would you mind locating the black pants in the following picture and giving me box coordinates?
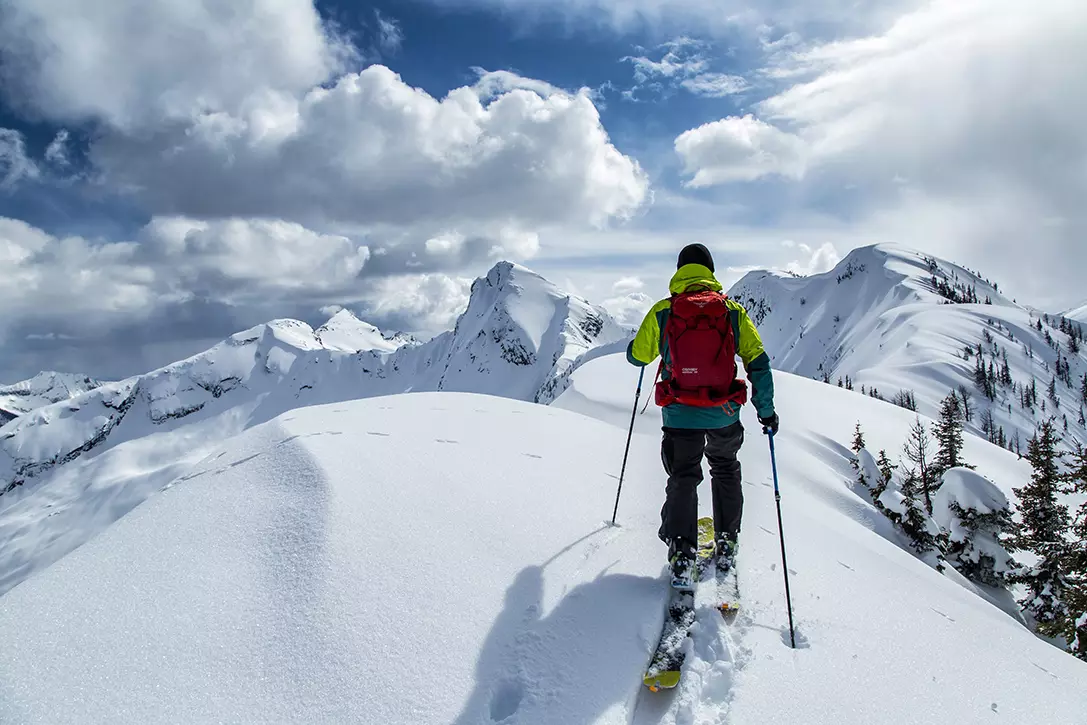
[659,422,744,552]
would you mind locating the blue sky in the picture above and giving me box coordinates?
[1,0,1084,381]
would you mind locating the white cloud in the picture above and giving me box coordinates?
[363,273,474,335]
[674,114,806,185]
[92,65,649,234]
[375,10,403,53]
[621,38,749,99]
[0,216,375,338]
[612,276,645,294]
[602,291,654,327]
[0,0,355,130]
[782,241,840,276]
[44,130,70,167]
[671,0,1087,306]
[0,129,40,188]
[679,73,749,97]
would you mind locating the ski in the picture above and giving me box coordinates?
[643,517,740,692]
[642,587,695,692]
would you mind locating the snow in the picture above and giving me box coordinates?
[934,467,1010,523]
[2,373,1085,723]
[2,252,1087,723]
[314,308,418,353]
[729,243,1087,452]
[0,262,630,595]
[1065,302,1087,324]
[0,371,102,425]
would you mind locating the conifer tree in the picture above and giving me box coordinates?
[933,392,966,477]
[899,468,940,558]
[904,416,935,513]
[1062,444,1087,660]
[1081,373,1087,407]
[877,450,895,486]
[851,422,866,453]
[1048,375,1059,406]
[1012,420,1072,636]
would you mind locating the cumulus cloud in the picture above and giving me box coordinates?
[0,129,39,188]
[0,217,373,335]
[0,0,355,130]
[674,114,806,185]
[88,65,648,236]
[362,273,474,334]
[782,240,840,276]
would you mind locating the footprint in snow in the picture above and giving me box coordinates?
[435,438,459,444]
[523,453,542,459]
[367,431,391,437]
[489,679,524,722]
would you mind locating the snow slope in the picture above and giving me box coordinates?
[0,372,102,426]
[0,261,629,595]
[2,372,1085,724]
[1067,302,1087,324]
[729,243,1087,450]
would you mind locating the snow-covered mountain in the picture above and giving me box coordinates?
[313,308,419,353]
[1066,302,1087,324]
[0,261,629,593]
[729,243,1087,450]
[2,363,1084,723]
[0,372,103,426]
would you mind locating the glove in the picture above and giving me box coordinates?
[758,412,779,435]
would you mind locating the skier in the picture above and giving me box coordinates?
[626,243,777,590]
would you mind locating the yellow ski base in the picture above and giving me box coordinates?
[644,671,681,692]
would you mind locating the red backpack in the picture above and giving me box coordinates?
[654,289,749,409]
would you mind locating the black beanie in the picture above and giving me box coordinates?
[677,243,714,272]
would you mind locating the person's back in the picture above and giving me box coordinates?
[626,243,778,590]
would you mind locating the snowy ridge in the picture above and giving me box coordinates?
[0,261,629,594]
[729,243,1087,450]
[0,372,103,426]
[2,365,1084,723]
[1066,302,1087,324]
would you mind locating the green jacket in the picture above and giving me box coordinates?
[626,263,775,429]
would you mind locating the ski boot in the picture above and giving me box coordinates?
[668,540,697,591]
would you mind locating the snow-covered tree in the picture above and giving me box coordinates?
[1013,420,1073,637]
[932,469,1015,588]
[899,468,942,562]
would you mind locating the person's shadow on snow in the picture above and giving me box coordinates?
[450,560,661,725]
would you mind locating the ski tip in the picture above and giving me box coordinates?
[644,671,681,691]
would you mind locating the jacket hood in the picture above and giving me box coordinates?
[669,264,723,295]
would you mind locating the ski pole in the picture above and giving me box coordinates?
[611,366,645,526]
[766,428,797,648]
